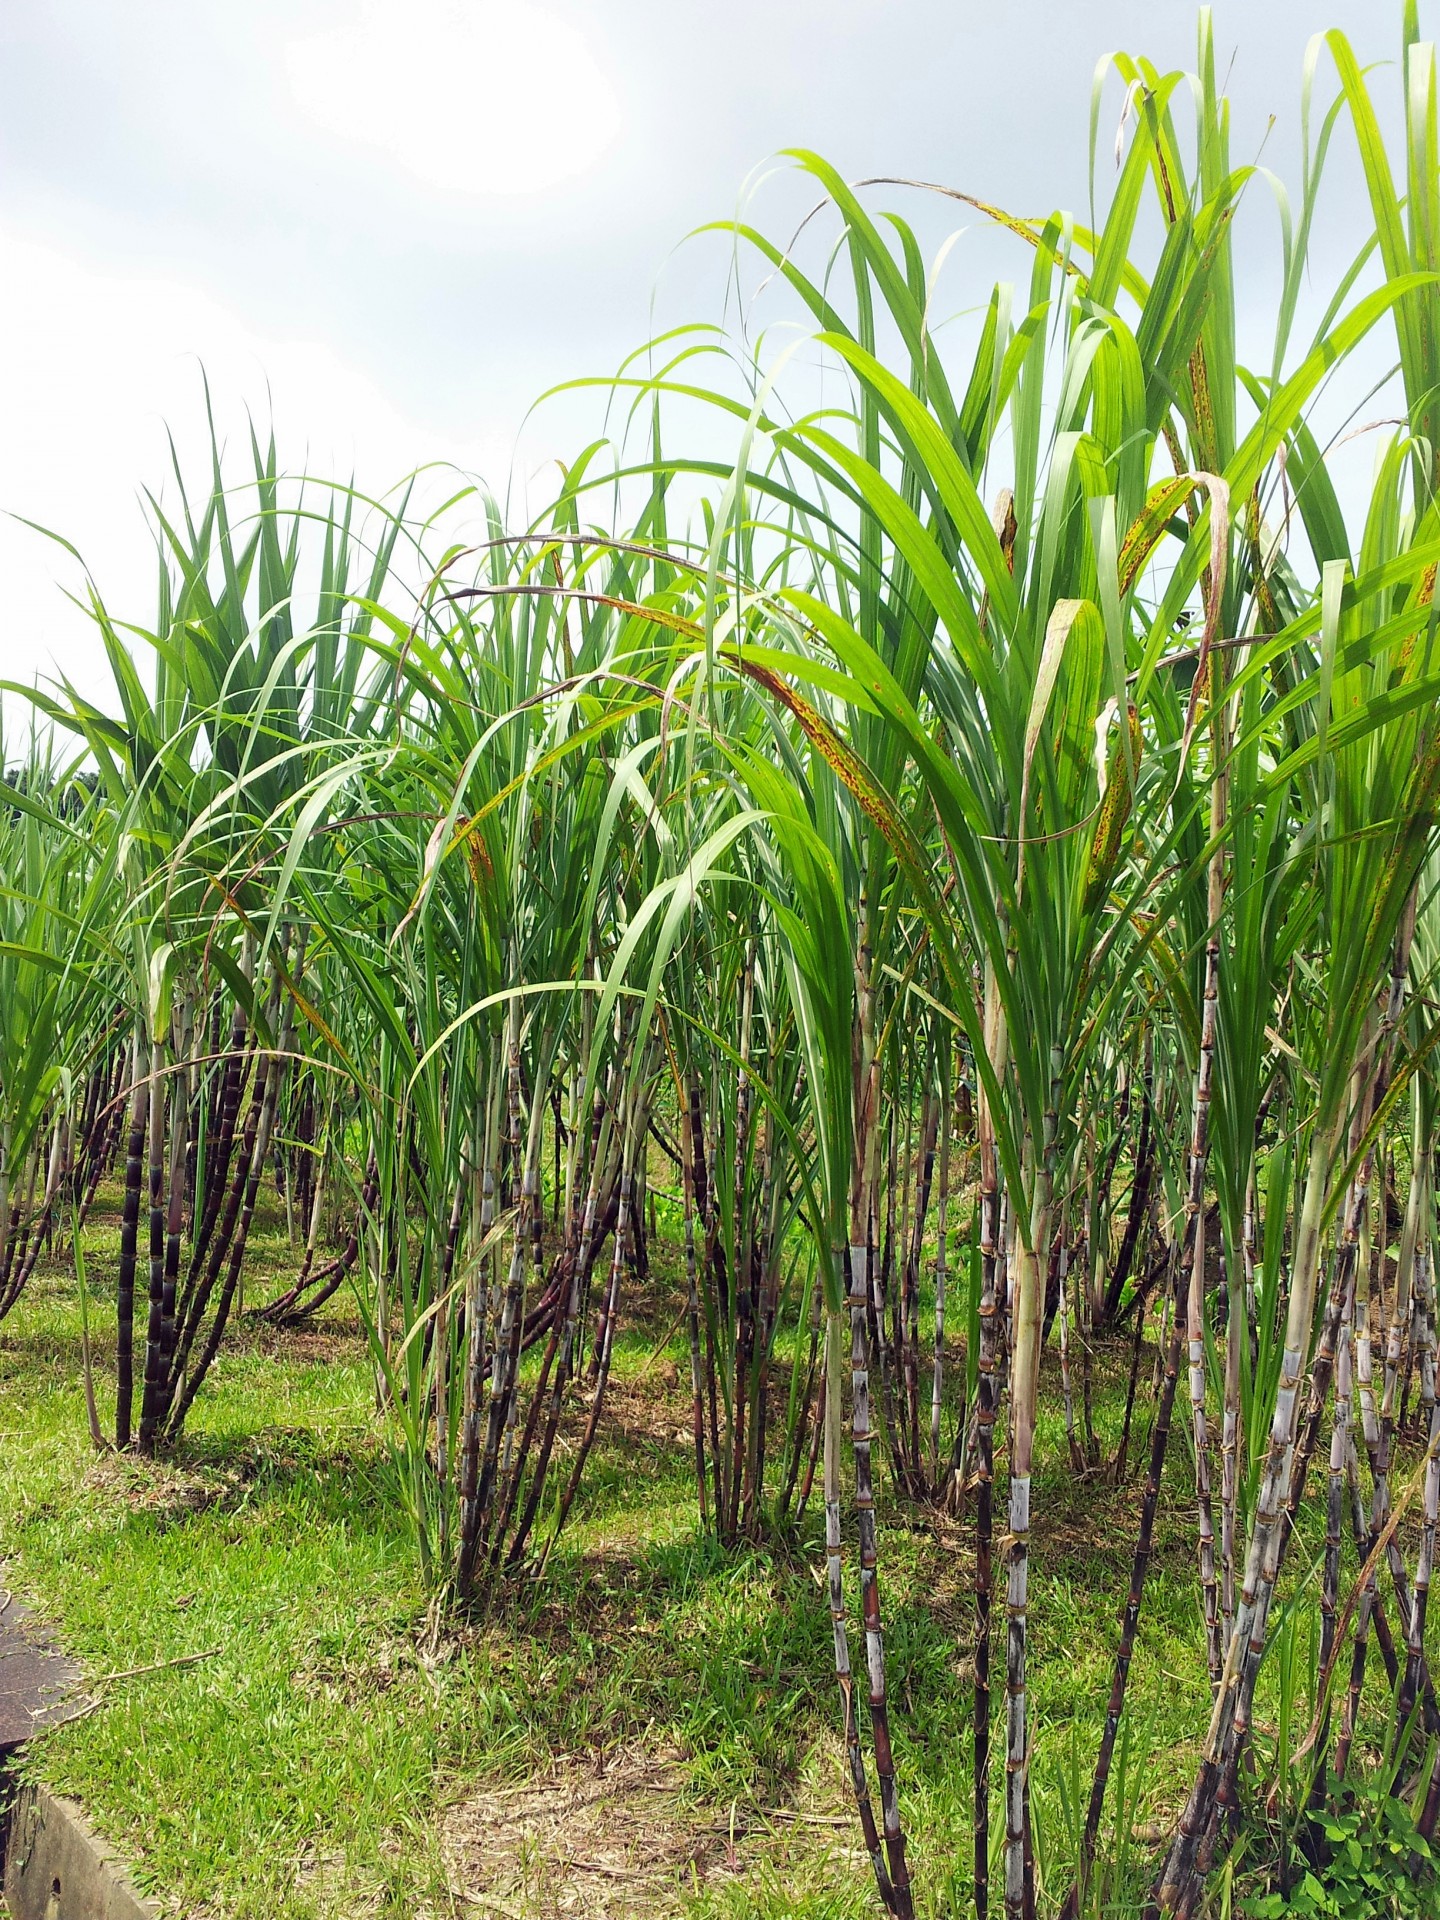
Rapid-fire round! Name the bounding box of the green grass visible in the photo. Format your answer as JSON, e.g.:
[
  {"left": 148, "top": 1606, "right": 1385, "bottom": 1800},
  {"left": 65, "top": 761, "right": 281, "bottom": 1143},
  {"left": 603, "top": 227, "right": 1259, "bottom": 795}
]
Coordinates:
[{"left": 2, "top": 1201, "right": 1237, "bottom": 1919}]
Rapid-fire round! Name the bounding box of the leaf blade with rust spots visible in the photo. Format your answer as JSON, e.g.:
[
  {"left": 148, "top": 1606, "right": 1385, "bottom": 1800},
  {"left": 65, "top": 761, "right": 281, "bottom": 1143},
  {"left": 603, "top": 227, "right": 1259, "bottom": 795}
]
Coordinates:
[
  {"left": 1118, "top": 477, "right": 1198, "bottom": 596},
  {"left": 1083, "top": 705, "right": 1144, "bottom": 918}
]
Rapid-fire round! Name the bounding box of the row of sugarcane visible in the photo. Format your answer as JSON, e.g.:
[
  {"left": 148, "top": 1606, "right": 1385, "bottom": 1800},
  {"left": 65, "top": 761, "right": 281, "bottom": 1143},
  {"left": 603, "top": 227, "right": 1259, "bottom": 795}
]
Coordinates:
[{"left": 9, "top": 10, "right": 1440, "bottom": 1915}]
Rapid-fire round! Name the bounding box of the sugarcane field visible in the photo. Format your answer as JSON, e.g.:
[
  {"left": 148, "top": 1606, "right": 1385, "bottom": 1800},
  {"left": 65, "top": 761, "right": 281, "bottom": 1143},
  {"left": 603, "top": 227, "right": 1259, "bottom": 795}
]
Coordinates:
[{"left": 7, "top": 4, "right": 1440, "bottom": 1916}]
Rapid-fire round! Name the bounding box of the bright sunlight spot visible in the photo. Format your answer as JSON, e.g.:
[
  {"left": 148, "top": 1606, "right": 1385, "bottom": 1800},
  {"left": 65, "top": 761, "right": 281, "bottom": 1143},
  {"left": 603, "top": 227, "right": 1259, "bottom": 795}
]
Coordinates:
[{"left": 285, "top": 0, "right": 620, "bottom": 197}]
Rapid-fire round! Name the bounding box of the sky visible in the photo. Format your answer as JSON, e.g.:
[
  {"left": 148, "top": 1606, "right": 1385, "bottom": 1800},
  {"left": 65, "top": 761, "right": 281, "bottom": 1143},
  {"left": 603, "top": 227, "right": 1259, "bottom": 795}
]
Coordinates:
[{"left": 0, "top": 0, "right": 1426, "bottom": 717}]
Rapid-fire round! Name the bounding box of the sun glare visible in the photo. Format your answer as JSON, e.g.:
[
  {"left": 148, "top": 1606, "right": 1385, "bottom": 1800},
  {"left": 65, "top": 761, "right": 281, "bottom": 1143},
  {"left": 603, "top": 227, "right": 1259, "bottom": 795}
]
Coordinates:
[{"left": 285, "top": 0, "right": 620, "bottom": 197}]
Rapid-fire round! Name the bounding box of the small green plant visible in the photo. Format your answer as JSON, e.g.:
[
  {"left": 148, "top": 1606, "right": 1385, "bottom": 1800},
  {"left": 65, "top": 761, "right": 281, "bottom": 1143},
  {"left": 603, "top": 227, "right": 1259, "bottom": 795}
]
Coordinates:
[{"left": 1243, "top": 1778, "right": 1439, "bottom": 1920}]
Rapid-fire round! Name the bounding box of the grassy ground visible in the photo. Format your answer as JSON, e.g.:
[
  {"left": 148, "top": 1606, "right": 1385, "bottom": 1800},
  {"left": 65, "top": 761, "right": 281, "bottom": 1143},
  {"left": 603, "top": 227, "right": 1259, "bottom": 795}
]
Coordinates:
[{"left": 2, "top": 1198, "right": 1229, "bottom": 1919}]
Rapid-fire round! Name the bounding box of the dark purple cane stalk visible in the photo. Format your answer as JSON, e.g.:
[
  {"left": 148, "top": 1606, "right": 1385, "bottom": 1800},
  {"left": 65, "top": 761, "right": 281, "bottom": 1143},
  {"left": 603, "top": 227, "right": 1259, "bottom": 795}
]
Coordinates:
[
  {"left": 1155, "top": 915, "right": 1415, "bottom": 1914},
  {"left": 81, "top": 1036, "right": 130, "bottom": 1221},
  {"left": 930, "top": 1060, "right": 954, "bottom": 1487},
  {"left": 545, "top": 1155, "right": 633, "bottom": 1555},
  {"left": 862, "top": 1063, "right": 903, "bottom": 1496},
  {"left": 1206, "top": 1181, "right": 1365, "bottom": 1847},
  {"left": 1061, "top": 1315, "right": 1186, "bottom": 1920},
  {"left": 687, "top": 1070, "right": 727, "bottom": 1528},
  {"left": 137, "top": 1032, "right": 168, "bottom": 1453},
  {"left": 846, "top": 887, "right": 915, "bottom": 1920},
  {"left": 846, "top": 1234, "right": 913, "bottom": 1918},
  {"left": 1183, "top": 873, "right": 1225, "bottom": 1686},
  {"left": 1113, "top": 1253, "right": 1164, "bottom": 1486},
  {"left": 1333, "top": 1231, "right": 1391, "bottom": 1779},
  {"left": 168, "top": 1055, "right": 269, "bottom": 1379},
  {"left": 455, "top": 1151, "right": 497, "bottom": 1596},
  {"left": 115, "top": 1026, "right": 147, "bottom": 1448},
  {"left": 1102, "top": 1038, "right": 1155, "bottom": 1324},
  {"left": 1341, "top": 1450, "right": 1408, "bottom": 1699},
  {"left": 681, "top": 1092, "right": 709, "bottom": 1527},
  {"left": 163, "top": 1044, "right": 281, "bottom": 1442},
  {"left": 258, "top": 1157, "right": 376, "bottom": 1323},
  {"left": 1356, "top": 1212, "right": 1440, "bottom": 1735},
  {"left": 152, "top": 999, "right": 196, "bottom": 1424},
  {"left": 1003, "top": 1056, "right": 1057, "bottom": 1920},
  {"left": 291, "top": 1120, "right": 328, "bottom": 1294},
  {"left": 1334, "top": 1474, "right": 1381, "bottom": 1781},
  {"left": 1404, "top": 1416, "right": 1440, "bottom": 1857},
  {"left": 879, "top": 1098, "right": 898, "bottom": 1442},
  {"left": 972, "top": 1054, "right": 1003, "bottom": 1920},
  {"left": 1316, "top": 1263, "right": 1358, "bottom": 1792},
  {"left": 1214, "top": 1074, "right": 1407, "bottom": 1833},
  {"left": 822, "top": 1301, "right": 893, "bottom": 1909},
  {"left": 72, "top": 1050, "right": 104, "bottom": 1206},
  {"left": 779, "top": 1134, "right": 825, "bottom": 1529},
  {"left": 902, "top": 1089, "right": 938, "bottom": 1485},
  {"left": 1402, "top": 1216, "right": 1438, "bottom": 1725},
  {"left": 426, "top": 1161, "right": 473, "bottom": 1560},
  {"left": 189, "top": 1000, "right": 249, "bottom": 1282},
  {"left": 506, "top": 1068, "right": 624, "bottom": 1569},
  {"left": 494, "top": 1142, "right": 547, "bottom": 1512},
  {"left": 729, "top": 942, "right": 756, "bottom": 1541},
  {"left": 745, "top": 1111, "right": 781, "bottom": 1536},
  {"left": 1219, "top": 1232, "right": 1243, "bottom": 1652},
  {"left": 1081, "top": 1333, "right": 1099, "bottom": 1477},
  {"left": 498, "top": 1063, "right": 615, "bottom": 1562},
  {"left": 1058, "top": 1241, "right": 1083, "bottom": 1474},
  {"left": 493, "top": 1289, "right": 559, "bottom": 1560},
  {"left": 1, "top": 1113, "right": 73, "bottom": 1317},
  {"left": 470, "top": 1028, "right": 531, "bottom": 1559}
]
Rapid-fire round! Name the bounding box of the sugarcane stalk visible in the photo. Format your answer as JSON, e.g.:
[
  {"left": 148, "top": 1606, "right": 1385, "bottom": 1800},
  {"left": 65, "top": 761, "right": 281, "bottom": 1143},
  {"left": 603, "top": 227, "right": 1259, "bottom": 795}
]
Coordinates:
[
  {"left": 115, "top": 1022, "right": 147, "bottom": 1449},
  {"left": 1316, "top": 1256, "right": 1358, "bottom": 1791},
  {"left": 902, "top": 1084, "right": 937, "bottom": 1487},
  {"left": 504, "top": 1053, "right": 621, "bottom": 1568},
  {"left": 971, "top": 962, "right": 1008, "bottom": 1920},
  {"left": 1102, "top": 1033, "right": 1155, "bottom": 1324},
  {"left": 681, "top": 1069, "right": 709, "bottom": 1528},
  {"left": 156, "top": 992, "right": 197, "bottom": 1402},
  {"left": 1061, "top": 1312, "right": 1186, "bottom": 1920},
  {"left": 470, "top": 1004, "right": 532, "bottom": 1559},
  {"left": 137, "top": 1022, "right": 169, "bottom": 1453},
  {"left": 847, "top": 876, "right": 912, "bottom": 1918},
  {"left": 164, "top": 1035, "right": 283, "bottom": 1442},
  {"left": 847, "top": 1226, "right": 912, "bottom": 1918},
  {"left": 1331, "top": 1203, "right": 1389, "bottom": 1779},
  {"left": 1219, "top": 1218, "right": 1244, "bottom": 1652},
  {"left": 1401, "top": 1158, "right": 1438, "bottom": 1726},
  {"left": 1150, "top": 1118, "right": 1335, "bottom": 1915},
  {"left": 189, "top": 943, "right": 254, "bottom": 1281},
  {"left": 1186, "top": 686, "right": 1227, "bottom": 1687},
  {"left": 931, "top": 1048, "right": 953, "bottom": 1487},
  {"left": 1158, "top": 876, "right": 1419, "bottom": 1910},
  {"left": 823, "top": 1299, "right": 893, "bottom": 1909},
  {"left": 745, "top": 1108, "right": 782, "bottom": 1536},
  {"left": 1004, "top": 1053, "right": 1057, "bottom": 1920},
  {"left": 545, "top": 1102, "right": 638, "bottom": 1556},
  {"left": 782, "top": 1256, "right": 825, "bottom": 1527},
  {"left": 1058, "top": 1237, "right": 1082, "bottom": 1474},
  {"left": 456, "top": 1068, "right": 501, "bottom": 1595},
  {"left": 729, "top": 941, "right": 756, "bottom": 1540}
]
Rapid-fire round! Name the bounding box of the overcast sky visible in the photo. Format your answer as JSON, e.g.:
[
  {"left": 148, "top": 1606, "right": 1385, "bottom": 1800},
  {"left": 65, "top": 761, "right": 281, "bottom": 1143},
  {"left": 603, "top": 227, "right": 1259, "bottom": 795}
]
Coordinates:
[{"left": 0, "top": 0, "right": 1424, "bottom": 716}]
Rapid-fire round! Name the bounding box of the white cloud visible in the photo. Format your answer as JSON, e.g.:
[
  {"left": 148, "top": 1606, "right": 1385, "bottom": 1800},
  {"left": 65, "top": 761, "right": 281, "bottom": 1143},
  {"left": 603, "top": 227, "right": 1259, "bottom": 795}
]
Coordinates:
[
  {"left": 284, "top": 0, "right": 620, "bottom": 198},
  {"left": 0, "top": 226, "right": 516, "bottom": 716}
]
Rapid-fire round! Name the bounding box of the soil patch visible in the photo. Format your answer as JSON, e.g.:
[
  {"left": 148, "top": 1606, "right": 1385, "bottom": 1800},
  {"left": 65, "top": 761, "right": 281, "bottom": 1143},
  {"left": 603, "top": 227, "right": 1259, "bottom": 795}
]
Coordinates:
[{"left": 442, "top": 1746, "right": 738, "bottom": 1916}]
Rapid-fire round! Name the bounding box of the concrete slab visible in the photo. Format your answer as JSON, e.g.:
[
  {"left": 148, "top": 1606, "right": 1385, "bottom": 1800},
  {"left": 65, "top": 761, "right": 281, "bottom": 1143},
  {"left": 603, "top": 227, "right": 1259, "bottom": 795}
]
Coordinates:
[
  {"left": 0, "top": 1589, "right": 162, "bottom": 1916},
  {"left": 3, "top": 1784, "right": 158, "bottom": 1920}
]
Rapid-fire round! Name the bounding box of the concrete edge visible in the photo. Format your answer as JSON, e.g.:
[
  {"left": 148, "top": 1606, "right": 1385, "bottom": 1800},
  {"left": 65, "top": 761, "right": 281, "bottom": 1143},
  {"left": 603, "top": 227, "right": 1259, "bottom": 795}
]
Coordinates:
[{"left": 2, "top": 1780, "right": 160, "bottom": 1920}]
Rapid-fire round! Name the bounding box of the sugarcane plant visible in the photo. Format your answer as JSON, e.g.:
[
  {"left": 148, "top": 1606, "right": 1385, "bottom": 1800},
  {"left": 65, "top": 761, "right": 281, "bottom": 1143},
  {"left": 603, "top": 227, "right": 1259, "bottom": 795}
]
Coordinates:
[{"left": 13, "top": 9, "right": 1440, "bottom": 1917}]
